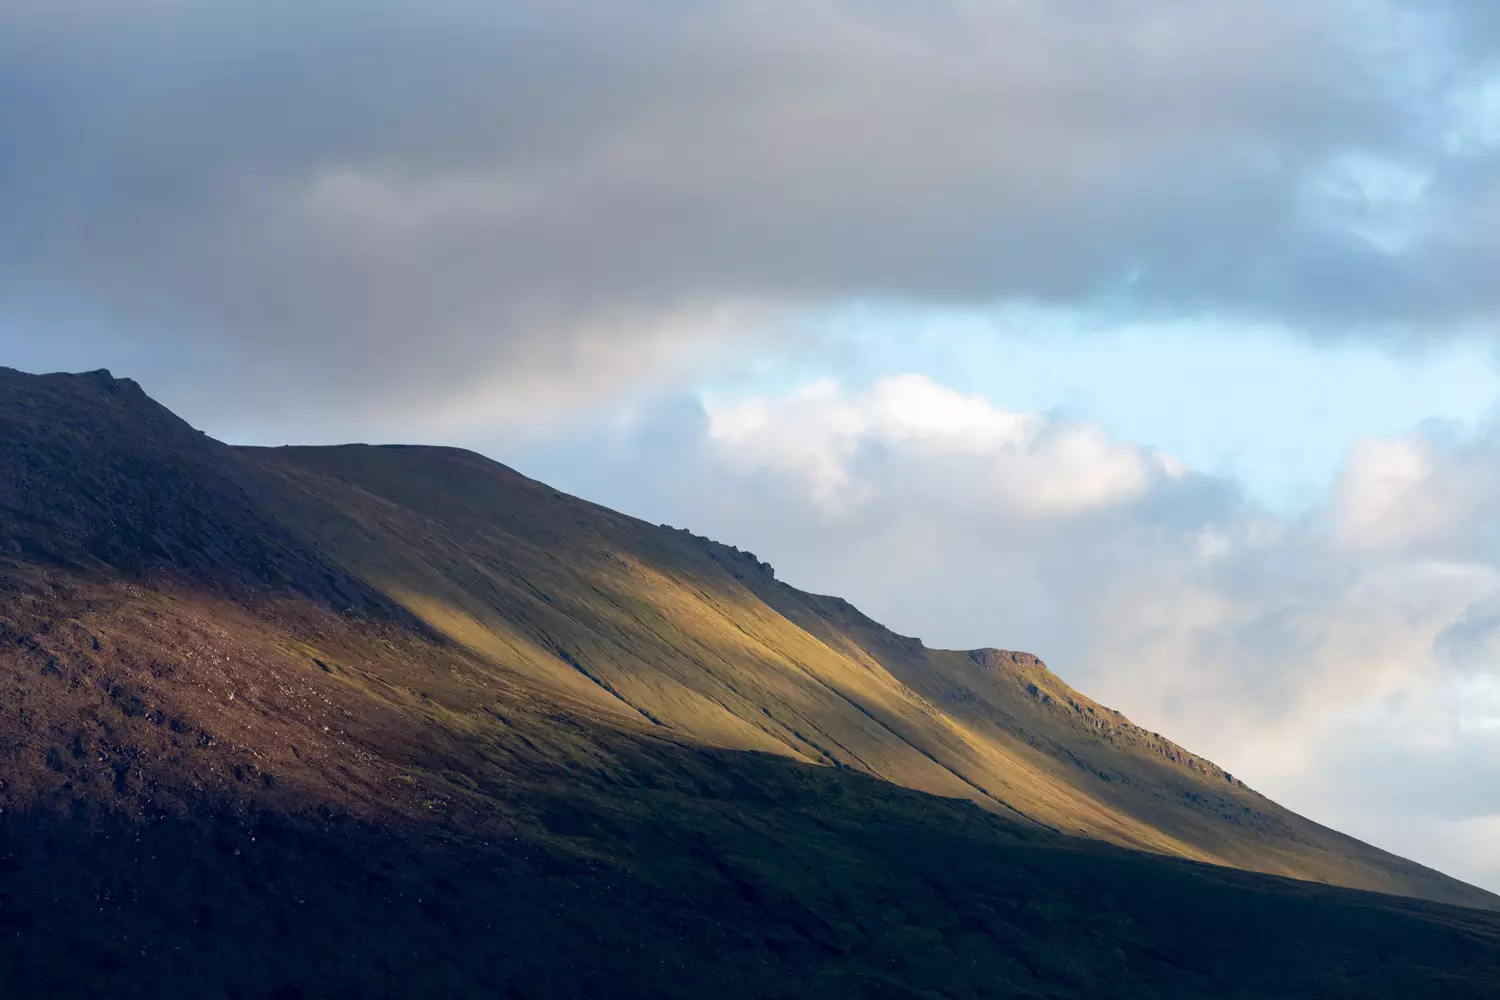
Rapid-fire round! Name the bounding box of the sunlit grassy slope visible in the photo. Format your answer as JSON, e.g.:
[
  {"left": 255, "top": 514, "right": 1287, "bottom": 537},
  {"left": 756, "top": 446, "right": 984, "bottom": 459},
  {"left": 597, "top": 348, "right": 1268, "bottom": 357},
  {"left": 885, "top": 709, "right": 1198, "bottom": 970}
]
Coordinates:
[
  {"left": 4, "top": 367, "right": 1500, "bottom": 996},
  {"left": 235, "top": 440, "right": 1493, "bottom": 909}
]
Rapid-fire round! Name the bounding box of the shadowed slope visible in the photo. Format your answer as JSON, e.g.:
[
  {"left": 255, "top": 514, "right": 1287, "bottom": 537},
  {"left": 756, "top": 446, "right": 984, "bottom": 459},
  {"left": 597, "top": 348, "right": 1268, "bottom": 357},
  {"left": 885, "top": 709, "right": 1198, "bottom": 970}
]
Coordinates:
[{"left": 0, "top": 368, "right": 404, "bottom": 619}]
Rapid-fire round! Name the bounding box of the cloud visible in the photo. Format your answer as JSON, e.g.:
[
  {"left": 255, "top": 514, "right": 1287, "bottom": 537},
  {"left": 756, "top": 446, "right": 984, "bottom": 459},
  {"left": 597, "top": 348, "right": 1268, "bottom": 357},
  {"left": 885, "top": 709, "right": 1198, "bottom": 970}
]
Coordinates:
[
  {"left": 503, "top": 372, "right": 1500, "bottom": 888},
  {"left": 4, "top": 1, "right": 1500, "bottom": 430},
  {"left": 702, "top": 374, "right": 1178, "bottom": 513},
  {"left": 1328, "top": 428, "right": 1500, "bottom": 558}
]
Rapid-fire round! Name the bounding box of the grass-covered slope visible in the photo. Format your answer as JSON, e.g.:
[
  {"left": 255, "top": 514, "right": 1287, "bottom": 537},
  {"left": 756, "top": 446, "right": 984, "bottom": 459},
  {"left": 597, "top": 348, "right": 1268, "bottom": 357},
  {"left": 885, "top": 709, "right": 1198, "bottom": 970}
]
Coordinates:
[
  {"left": 5, "top": 568, "right": 1500, "bottom": 999},
  {"left": 241, "top": 439, "right": 1494, "bottom": 909},
  {"left": 3, "top": 367, "right": 1500, "bottom": 997}
]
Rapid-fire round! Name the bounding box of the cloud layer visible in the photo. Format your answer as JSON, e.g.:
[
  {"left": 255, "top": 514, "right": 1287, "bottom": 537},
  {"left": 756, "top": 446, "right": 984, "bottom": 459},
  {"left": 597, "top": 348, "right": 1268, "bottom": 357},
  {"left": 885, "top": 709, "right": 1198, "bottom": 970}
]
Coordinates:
[
  {"left": 4, "top": 1, "right": 1500, "bottom": 430},
  {"left": 509, "top": 373, "right": 1500, "bottom": 890}
]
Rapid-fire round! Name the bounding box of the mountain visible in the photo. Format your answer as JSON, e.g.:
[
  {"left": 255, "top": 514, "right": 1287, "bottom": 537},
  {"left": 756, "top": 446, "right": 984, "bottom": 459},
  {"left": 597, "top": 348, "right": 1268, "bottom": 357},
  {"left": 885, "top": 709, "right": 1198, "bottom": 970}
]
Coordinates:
[{"left": 2, "top": 366, "right": 1499, "bottom": 998}]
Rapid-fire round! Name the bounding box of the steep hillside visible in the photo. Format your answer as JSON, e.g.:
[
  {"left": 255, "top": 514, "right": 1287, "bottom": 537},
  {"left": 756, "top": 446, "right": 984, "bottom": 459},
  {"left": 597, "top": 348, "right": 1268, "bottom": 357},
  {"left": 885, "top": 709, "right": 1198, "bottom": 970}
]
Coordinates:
[
  {"left": 0, "top": 368, "right": 394, "bottom": 615},
  {"left": 3, "top": 367, "right": 1500, "bottom": 998},
  {"left": 239, "top": 439, "right": 1491, "bottom": 908}
]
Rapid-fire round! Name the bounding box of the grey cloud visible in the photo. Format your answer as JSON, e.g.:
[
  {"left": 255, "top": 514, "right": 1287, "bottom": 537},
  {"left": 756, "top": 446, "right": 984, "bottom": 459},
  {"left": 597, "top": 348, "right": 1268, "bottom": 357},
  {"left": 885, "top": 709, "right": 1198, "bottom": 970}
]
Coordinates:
[
  {"left": 4, "top": 1, "right": 1499, "bottom": 431},
  {"left": 1435, "top": 595, "right": 1500, "bottom": 674},
  {"left": 1300, "top": 722, "right": 1500, "bottom": 824}
]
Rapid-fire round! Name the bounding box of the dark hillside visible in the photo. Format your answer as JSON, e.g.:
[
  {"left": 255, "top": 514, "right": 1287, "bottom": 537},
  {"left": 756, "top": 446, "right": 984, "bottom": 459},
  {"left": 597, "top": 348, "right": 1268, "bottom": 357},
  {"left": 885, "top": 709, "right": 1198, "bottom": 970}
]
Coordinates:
[{"left": 0, "top": 367, "right": 396, "bottom": 616}]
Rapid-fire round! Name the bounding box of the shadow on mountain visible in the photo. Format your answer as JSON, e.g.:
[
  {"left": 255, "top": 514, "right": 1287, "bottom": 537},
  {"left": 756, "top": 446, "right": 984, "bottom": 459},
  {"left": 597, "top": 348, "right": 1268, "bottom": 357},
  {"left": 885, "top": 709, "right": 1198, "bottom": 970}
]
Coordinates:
[
  {"left": 0, "top": 368, "right": 405, "bottom": 621},
  {"left": 7, "top": 745, "right": 1500, "bottom": 1000}
]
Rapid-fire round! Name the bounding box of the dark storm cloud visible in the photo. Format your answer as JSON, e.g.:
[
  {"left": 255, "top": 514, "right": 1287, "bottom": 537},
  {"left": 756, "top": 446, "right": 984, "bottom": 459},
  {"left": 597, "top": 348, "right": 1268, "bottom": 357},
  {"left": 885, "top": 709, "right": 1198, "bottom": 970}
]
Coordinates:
[{"left": 2, "top": 1, "right": 1497, "bottom": 426}]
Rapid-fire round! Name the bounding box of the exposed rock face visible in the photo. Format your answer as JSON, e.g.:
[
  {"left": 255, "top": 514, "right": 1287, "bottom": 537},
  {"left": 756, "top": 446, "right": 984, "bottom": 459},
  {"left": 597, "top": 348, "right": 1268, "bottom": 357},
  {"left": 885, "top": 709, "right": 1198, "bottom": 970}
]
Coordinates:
[
  {"left": 965, "top": 647, "right": 1246, "bottom": 788},
  {"left": 968, "top": 648, "right": 1045, "bottom": 672}
]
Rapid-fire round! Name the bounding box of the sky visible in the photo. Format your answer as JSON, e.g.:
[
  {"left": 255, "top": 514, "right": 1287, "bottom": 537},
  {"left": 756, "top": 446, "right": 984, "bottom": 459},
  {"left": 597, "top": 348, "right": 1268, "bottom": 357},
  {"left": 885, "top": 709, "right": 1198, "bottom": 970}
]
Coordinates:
[{"left": 5, "top": 0, "right": 1500, "bottom": 890}]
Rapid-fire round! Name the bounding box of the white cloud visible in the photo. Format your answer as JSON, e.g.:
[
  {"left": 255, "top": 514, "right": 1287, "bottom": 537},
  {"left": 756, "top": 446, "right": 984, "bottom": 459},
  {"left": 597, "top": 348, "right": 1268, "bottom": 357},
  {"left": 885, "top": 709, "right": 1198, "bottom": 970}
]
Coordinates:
[
  {"left": 703, "top": 374, "right": 1173, "bottom": 514},
  {"left": 1330, "top": 429, "right": 1500, "bottom": 557}
]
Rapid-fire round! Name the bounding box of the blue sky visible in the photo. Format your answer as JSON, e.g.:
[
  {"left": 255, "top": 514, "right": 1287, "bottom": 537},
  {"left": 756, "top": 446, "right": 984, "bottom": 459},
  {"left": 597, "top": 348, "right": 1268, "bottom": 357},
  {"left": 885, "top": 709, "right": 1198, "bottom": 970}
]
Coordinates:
[{"left": 727, "top": 307, "right": 1500, "bottom": 511}]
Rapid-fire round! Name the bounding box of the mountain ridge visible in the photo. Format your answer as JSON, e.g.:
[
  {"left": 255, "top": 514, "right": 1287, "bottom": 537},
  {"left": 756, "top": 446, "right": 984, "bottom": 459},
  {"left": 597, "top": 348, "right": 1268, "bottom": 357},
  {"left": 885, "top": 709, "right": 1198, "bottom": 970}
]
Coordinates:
[
  {"left": 4, "top": 364, "right": 1488, "bottom": 906},
  {"left": 4, "top": 365, "right": 1500, "bottom": 997}
]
